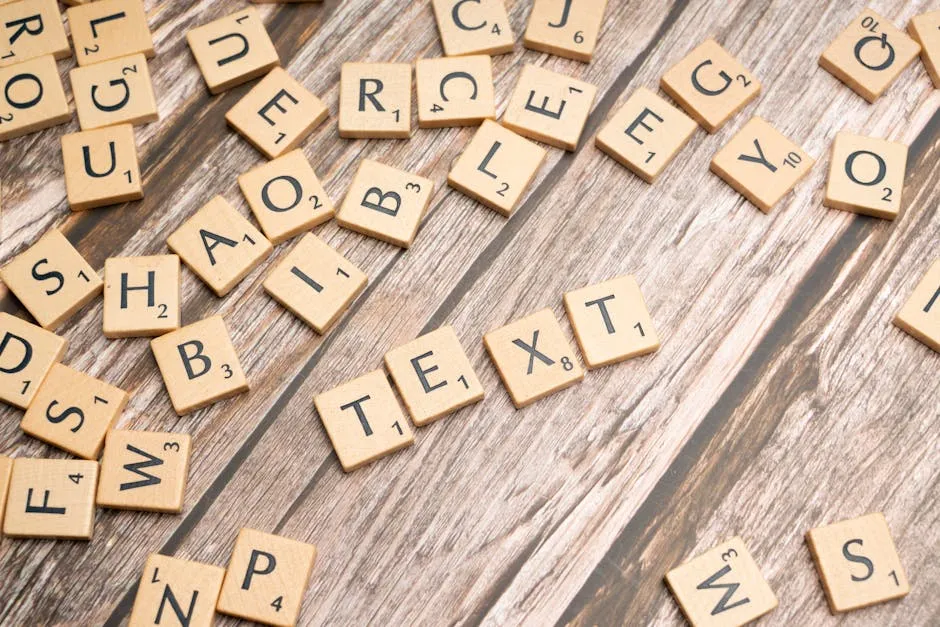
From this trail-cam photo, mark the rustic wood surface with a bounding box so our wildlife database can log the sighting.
[1,0,938,625]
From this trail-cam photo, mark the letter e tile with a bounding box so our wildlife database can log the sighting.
[710,117,815,213]
[314,370,414,472]
[0,312,67,409]
[563,275,659,369]
[665,536,778,627]
[805,513,909,613]
[129,554,225,627]
[447,119,546,216]
[483,308,583,408]
[150,315,249,415]
[3,457,99,539]
[0,229,103,330]
[217,528,317,626]
[384,325,484,426]
[660,39,760,133]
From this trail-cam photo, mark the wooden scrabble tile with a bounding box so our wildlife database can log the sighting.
[336,159,433,248]
[894,259,940,352]
[447,119,547,216]
[415,55,495,128]
[313,369,414,472]
[819,9,921,103]
[0,0,70,68]
[150,315,248,416]
[187,7,279,95]
[805,513,909,613]
[20,363,128,459]
[909,11,940,88]
[523,0,608,62]
[217,528,317,626]
[0,455,11,530]
[226,67,328,159]
[263,233,367,334]
[0,312,66,409]
[595,87,697,183]
[431,0,514,57]
[823,132,907,220]
[501,64,597,151]
[237,149,334,245]
[96,430,191,512]
[129,554,225,627]
[2,457,98,539]
[251,0,322,2]
[660,39,760,134]
[483,308,583,408]
[103,255,180,338]
[710,117,815,213]
[665,536,778,627]
[338,62,411,139]
[70,53,158,130]
[167,196,273,297]
[67,0,154,67]
[0,54,69,141]
[0,229,102,330]
[563,275,659,369]
[384,325,484,426]
[61,124,143,211]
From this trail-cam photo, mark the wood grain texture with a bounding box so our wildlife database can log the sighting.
[1,0,938,625]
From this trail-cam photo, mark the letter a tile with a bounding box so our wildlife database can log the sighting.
[336,159,434,248]
[67,0,154,66]
[314,370,415,472]
[415,55,496,128]
[447,119,547,216]
[0,0,70,68]
[96,430,191,512]
[187,6,280,94]
[338,62,412,138]
[226,67,329,159]
[819,9,921,103]
[3,457,99,539]
[0,229,103,330]
[62,124,143,211]
[523,0,609,62]
[167,196,273,297]
[894,258,940,352]
[431,0,514,57]
[665,536,778,627]
[660,39,760,134]
[0,54,70,141]
[238,149,334,245]
[129,554,225,627]
[710,117,815,213]
[70,53,158,130]
[483,308,583,408]
[595,87,697,183]
[909,11,940,88]
[150,315,248,416]
[563,275,659,369]
[0,312,67,409]
[103,255,181,338]
[805,513,909,613]
[217,528,317,626]
[384,325,484,426]
[263,233,367,334]
[21,363,129,459]
[502,64,597,151]
[823,132,907,220]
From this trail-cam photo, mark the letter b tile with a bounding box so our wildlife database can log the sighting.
[150,315,248,415]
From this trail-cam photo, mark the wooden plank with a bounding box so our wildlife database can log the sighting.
[0,0,937,625]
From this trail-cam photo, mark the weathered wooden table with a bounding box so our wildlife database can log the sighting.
[1,0,938,624]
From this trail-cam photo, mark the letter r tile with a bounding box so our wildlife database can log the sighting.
[150,315,248,416]
[665,536,778,627]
